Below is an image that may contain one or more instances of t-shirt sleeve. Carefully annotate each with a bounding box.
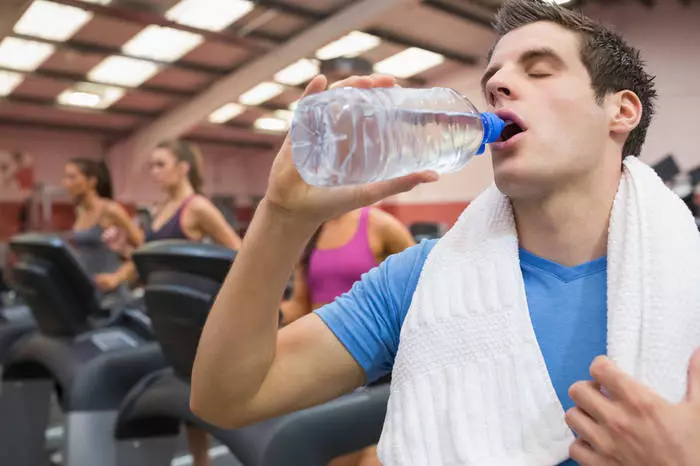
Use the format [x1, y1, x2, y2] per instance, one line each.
[314, 239, 435, 383]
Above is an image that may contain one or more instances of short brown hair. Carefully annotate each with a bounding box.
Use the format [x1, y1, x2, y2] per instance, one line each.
[157, 140, 204, 193]
[491, 0, 657, 157]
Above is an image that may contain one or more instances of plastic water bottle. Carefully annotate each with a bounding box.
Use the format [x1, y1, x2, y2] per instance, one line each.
[290, 87, 505, 187]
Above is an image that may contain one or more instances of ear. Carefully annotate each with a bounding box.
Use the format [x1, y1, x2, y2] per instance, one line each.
[608, 90, 643, 136]
[178, 160, 191, 177]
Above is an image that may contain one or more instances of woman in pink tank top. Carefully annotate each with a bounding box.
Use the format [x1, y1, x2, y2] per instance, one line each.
[282, 207, 414, 321]
[281, 206, 414, 466]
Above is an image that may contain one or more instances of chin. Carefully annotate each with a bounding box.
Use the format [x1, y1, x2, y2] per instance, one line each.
[493, 150, 527, 183]
[492, 158, 548, 200]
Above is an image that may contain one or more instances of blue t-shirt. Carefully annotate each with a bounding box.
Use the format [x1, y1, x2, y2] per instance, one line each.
[316, 239, 607, 466]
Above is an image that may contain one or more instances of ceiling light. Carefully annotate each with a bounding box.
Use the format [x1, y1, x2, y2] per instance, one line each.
[14, 0, 93, 42]
[274, 59, 319, 86]
[254, 116, 288, 133]
[166, 0, 254, 32]
[238, 82, 284, 106]
[87, 56, 160, 87]
[0, 37, 54, 71]
[122, 25, 203, 62]
[57, 82, 124, 109]
[273, 109, 293, 123]
[315, 31, 381, 61]
[373, 47, 445, 78]
[58, 91, 100, 107]
[0, 71, 24, 96]
[209, 102, 246, 123]
[80, 0, 112, 4]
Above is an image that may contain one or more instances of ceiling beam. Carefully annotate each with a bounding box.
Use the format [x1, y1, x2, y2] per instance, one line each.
[47, 0, 273, 52]
[0, 64, 194, 99]
[0, 117, 128, 135]
[455, 0, 500, 13]
[46, 0, 473, 80]
[421, 0, 494, 29]
[4, 61, 418, 113]
[45, 0, 484, 79]
[2, 93, 158, 117]
[0, 0, 32, 42]
[0, 117, 274, 150]
[251, 0, 329, 20]
[111, 0, 422, 180]
[2, 92, 268, 133]
[12, 32, 227, 77]
[3, 62, 333, 119]
[182, 135, 275, 151]
[251, 0, 478, 66]
[364, 28, 479, 66]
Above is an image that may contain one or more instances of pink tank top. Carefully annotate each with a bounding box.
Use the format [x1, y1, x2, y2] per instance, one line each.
[307, 208, 378, 305]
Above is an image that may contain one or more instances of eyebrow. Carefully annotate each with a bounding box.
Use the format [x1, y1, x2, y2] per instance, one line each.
[480, 47, 565, 92]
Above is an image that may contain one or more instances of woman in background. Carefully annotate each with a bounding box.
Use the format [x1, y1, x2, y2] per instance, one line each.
[62, 158, 143, 310]
[281, 206, 415, 466]
[282, 207, 415, 323]
[95, 140, 241, 466]
[142, 141, 242, 248]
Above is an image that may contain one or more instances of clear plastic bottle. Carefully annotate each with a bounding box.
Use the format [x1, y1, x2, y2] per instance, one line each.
[290, 87, 505, 187]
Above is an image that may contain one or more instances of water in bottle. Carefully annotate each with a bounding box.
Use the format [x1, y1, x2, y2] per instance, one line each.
[290, 87, 505, 187]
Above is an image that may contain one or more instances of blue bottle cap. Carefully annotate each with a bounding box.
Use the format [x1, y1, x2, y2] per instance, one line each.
[477, 112, 506, 155]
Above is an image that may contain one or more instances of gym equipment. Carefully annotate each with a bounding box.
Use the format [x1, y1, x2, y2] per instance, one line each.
[115, 240, 391, 466]
[652, 154, 680, 183]
[0, 301, 34, 356]
[1, 253, 34, 358]
[0, 253, 38, 446]
[409, 221, 446, 242]
[212, 194, 240, 231]
[0, 233, 168, 466]
[19, 184, 71, 232]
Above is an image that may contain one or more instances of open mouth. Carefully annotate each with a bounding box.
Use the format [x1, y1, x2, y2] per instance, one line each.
[499, 120, 525, 142]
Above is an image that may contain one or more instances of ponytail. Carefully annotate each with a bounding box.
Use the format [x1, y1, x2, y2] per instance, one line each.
[95, 160, 113, 199]
[70, 158, 114, 199]
[157, 140, 204, 193]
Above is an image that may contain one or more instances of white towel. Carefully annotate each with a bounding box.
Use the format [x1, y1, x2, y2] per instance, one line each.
[378, 156, 700, 466]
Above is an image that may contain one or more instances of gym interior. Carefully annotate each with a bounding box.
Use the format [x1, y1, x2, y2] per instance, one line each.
[0, 0, 698, 465]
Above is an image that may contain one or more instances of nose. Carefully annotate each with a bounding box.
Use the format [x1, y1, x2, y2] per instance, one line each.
[484, 70, 517, 108]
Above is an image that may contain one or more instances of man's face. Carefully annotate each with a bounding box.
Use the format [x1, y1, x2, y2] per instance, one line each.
[483, 21, 610, 199]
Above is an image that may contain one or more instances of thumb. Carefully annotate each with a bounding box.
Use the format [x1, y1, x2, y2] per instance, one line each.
[685, 348, 700, 404]
[359, 171, 439, 205]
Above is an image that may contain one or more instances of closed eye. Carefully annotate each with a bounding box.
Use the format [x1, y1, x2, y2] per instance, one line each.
[529, 73, 551, 78]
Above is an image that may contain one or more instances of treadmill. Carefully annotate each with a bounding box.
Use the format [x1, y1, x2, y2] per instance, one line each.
[0, 247, 36, 359]
[0, 233, 167, 466]
[114, 240, 391, 466]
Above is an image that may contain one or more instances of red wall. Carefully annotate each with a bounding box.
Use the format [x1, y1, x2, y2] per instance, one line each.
[231, 201, 467, 238]
[0, 201, 76, 240]
[380, 201, 467, 228]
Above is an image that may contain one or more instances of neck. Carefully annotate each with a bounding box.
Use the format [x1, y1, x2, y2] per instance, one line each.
[167, 183, 194, 202]
[512, 166, 621, 267]
[79, 191, 101, 211]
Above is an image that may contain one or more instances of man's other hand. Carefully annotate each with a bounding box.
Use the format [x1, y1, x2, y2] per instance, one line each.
[565, 349, 700, 466]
